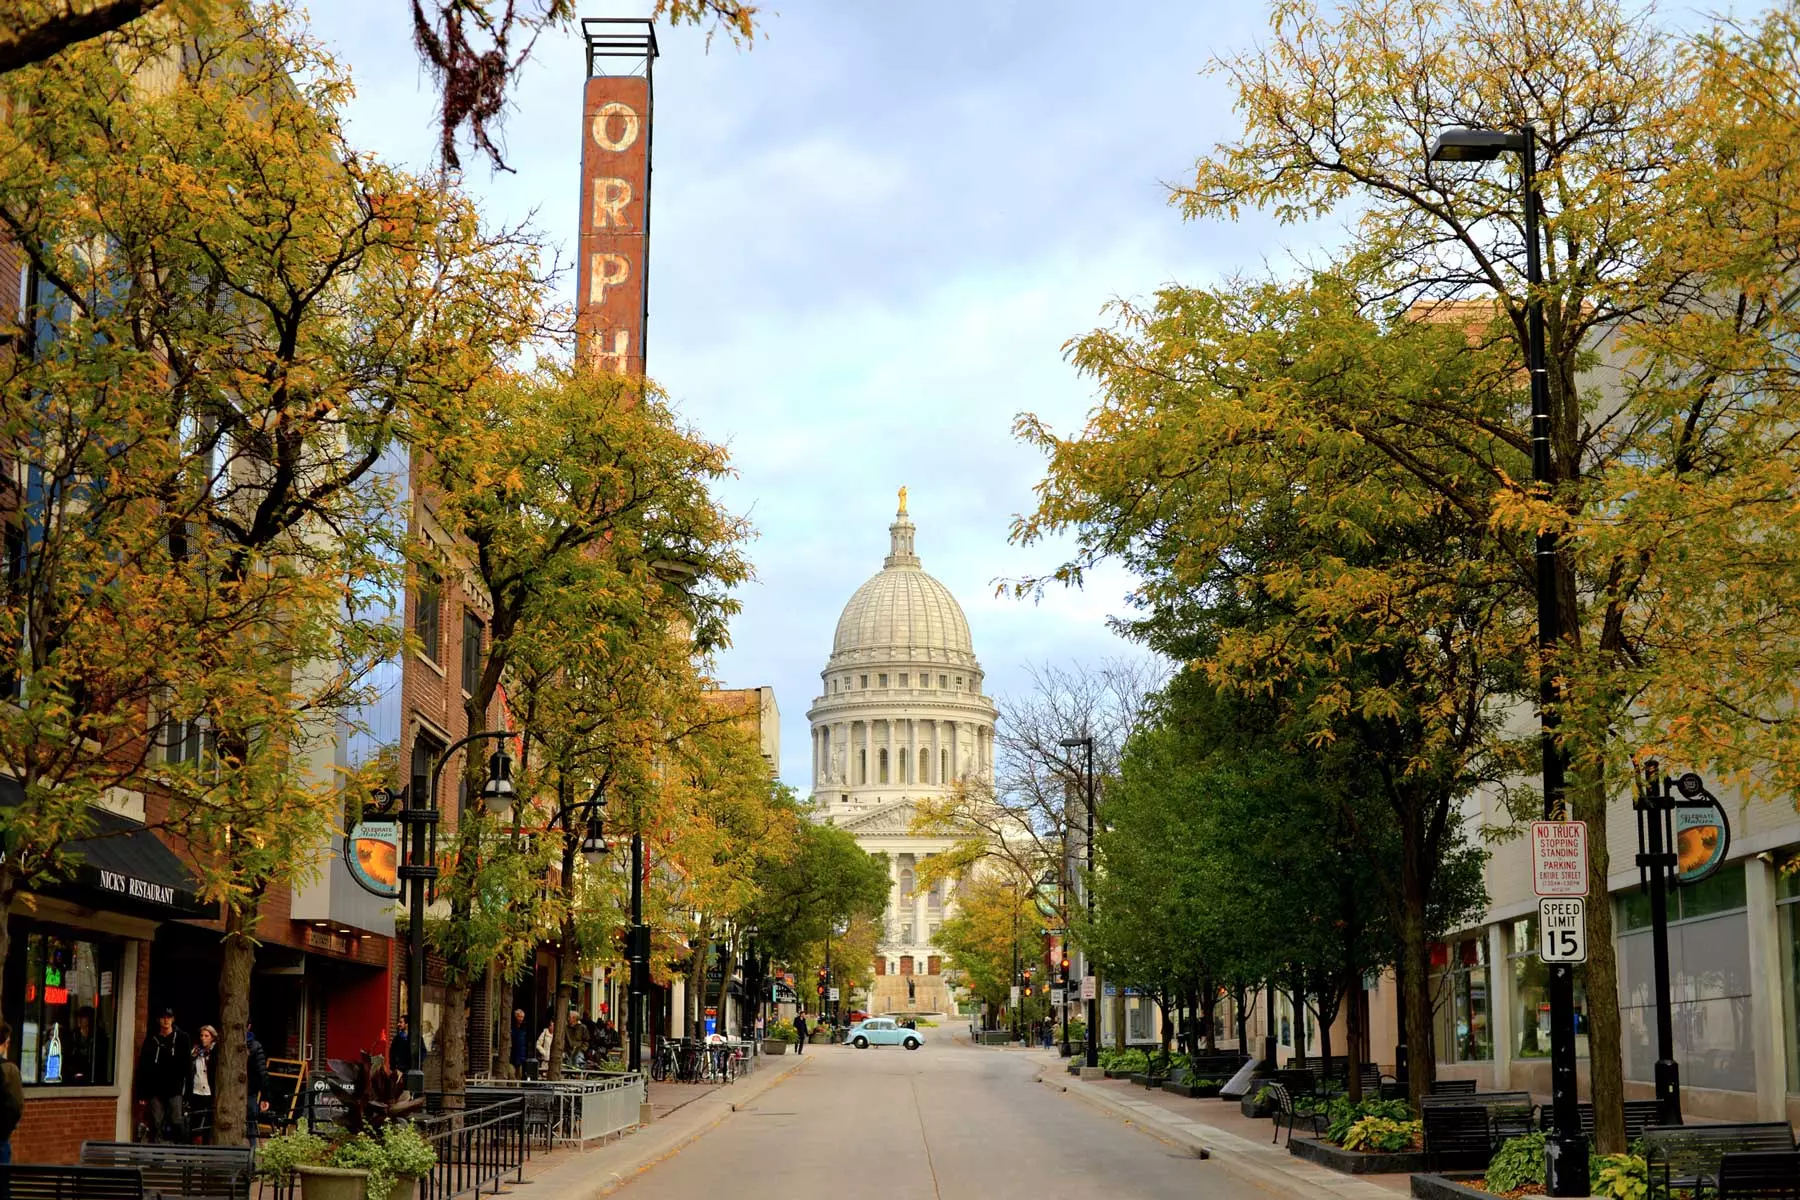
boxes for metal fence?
[256,1097,528,1200]
[463,1074,647,1146]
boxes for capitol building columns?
[804,493,998,1018]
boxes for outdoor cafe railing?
[463,1073,648,1146]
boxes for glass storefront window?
[1433,936,1492,1062]
[1772,867,1800,1090]
[1510,917,1589,1059]
[7,926,122,1086]
[1620,864,1752,1093]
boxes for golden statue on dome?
[898,485,908,514]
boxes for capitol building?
[807,492,997,1017]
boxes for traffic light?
[1060,954,1071,974]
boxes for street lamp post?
[545,772,607,1080]
[1059,735,1098,1070]
[1429,124,1586,1195]
[361,729,516,1099]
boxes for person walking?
[135,1008,191,1142]
[792,1013,808,1056]
[532,1021,551,1080]
[564,1010,588,1068]
[388,1015,413,1078]
[186,1026,217,1142]
[0,1022,24,1163]
[508,1009,529,1080]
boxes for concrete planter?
[1289,1136,1431,1176]
[1162,1080,1224,1099]
[1129,1073,1167,1089]
[296,1167,421,1200]
[1408,1173,1489,1200]
[761,1039,790,1055]
[1241,1087,1275,1118]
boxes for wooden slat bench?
[1535,1100,1664,1141]
[1421,1091,1536,1171]
[1714,1150,1800,1199]
[1642,1123,1797,1199]
[0,1165,144,1200]
[80,1142,252,1200]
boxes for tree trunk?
[1346,975,1364,1102]
[715,942,736,1040]
[1111,984,1125,1051]
[547,918,575,1081]
[0,864,17,1012]
[212,896,259,1146]
[1400,814,1437,1112]
[685,933,710,1038]
[1575,772,1625,1153]
[1316,978,1335,1082]
[1233,979,1248,1055]
[441,974,469,1103]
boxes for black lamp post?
[363,729,516,1099]
[1429,124,1586,1195]
[1059,735,1098,1070]
[543,772,606,1079]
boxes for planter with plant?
[763,1020,797,1056]
[257,1056,437,1200]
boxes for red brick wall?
[13,1097,116,1164]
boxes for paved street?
[607,1039,1269,1199]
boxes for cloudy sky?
[310,1,1293,793]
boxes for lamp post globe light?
[355,729,518,1099]
[1058,735,1098,1069]
[1429,124,1587,1195]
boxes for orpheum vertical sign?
[575,40,653,377]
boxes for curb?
[528,1054,809,1200]
[1038,1069,1402,1200]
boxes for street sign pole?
[1531,819,1587,1193]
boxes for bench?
[1430,1078,1479,1096]
[81,1142,253,1200]
[1421,1092,1536,1171]
[1714,1150,1800,1200]
[0,1165,145,1200]
[1271,1067,1318,1104]
[1269,1082,1328,1147]
[1535,1100,1664,1141]
[1642,1123,1797,1198]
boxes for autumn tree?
[1011,0,1800,1146]
[0,2,546,1142]
[416,362,748,1092]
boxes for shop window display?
[6,926,121,1086]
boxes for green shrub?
[330,1123,437,1200]
[1485,1132,1548,1193]
[1591,1154,1649,1200]
[1324,1098,1414,1145]
[1341,1117,1422,1153]
[256,1122,330,1181]
[1098,1048,1149,1073]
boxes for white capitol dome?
[829,505,977,670]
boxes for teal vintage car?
[846,1018,924,1050]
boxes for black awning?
[65,806,214,918]
[0,780,214,919]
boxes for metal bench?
[1535,1100,1664,1141]
[1269,1082,1328,1147]
[1430,1078,1479,1096]
[1423,1103,1500,1171]
[0,1165,145,1200]
[1714,1150,1800,1199]
[1643,1123,1797,1199]
[80,1142,252,1200]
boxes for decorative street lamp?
[1059,735,1098,1070]
[1429,124,1586,1195]
[353,729,516,1098]
[1634,763,1731,1126]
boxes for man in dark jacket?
[0,1020,24,1163]
[508,1009,529,1078]
[136,1008,191,1142]
[388,1015,413,1077]
[792,1013,808,1056]
[244,1025,269,1145]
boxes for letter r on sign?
[593,178,632,229]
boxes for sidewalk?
[503,1052,809,1200]
[1034,1055,1411,1200]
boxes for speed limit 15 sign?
[1539,897,1587,963]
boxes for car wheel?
[853,1036,869,1049]
[904,1038,921,1050]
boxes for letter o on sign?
[591,102,641,153]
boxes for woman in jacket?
[186,1026,217,1141]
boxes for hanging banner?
[1674,797,1730,884]
[575,30,654,379]
[346,820,402,899]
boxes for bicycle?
[650,1038,679,1082]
